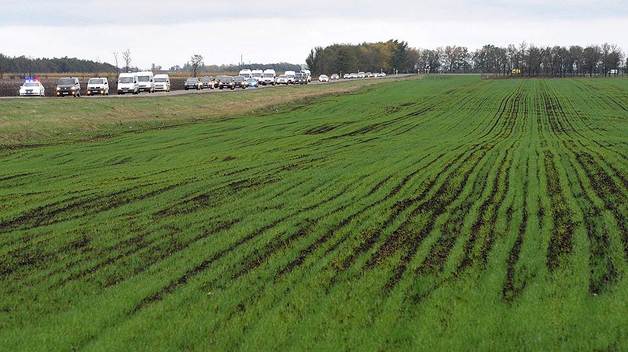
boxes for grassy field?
[0,76,626,351]
[0,77,409,146]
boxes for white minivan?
[251,69,263,82]
[239,69,252,79]
[284,70,296,84]
[136,71,154,93]
[261,69,276,85]
[86,78,109,95]
[154,74,171,92]
[117,73,139,95]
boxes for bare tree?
[189,54,204,77]
[112,51,119,73]
[122,49,132,72]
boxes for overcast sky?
[1,0,627,68]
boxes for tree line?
[306,40,627,77]
[0,54,117,77]
[172,61,303,74]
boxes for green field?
[0,76,626,351]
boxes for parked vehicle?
[261,69,276,85]
[251,70,263,82]
[56,77,81,97]
[218,76,235,90]
[301,69,312,82]
[239,69,252,79]
[200,76,216,89]
[245,78,259,88]
[357,72,366,79]
[137,71,155,93]
[276,75,290,85]
[184,77,202,90]
[294,72,308,85]
[86,78,109,96]
[117,73,139,95]
[318,75,329,83]
[330,74,340,80]
[234,76,247,89]
[284,71,296,84]
[19,79,45,96]
[154,74,171,92]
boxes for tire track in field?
[563,156,620,294]
[541,82,627,267]
[502,154,530,302]
[0,181,181,234]
[357,85,523,292]
[543,151,576,271]
[403,86,527,304]
[455,142,515,275]
[128,176,369,314]
[1,182,190,280]
[366,144,497,292]
[540,83,623,292]
[416,147,496,276]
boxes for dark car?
[218,76,235,90]
[234,76,247,89]
[294,73,308,85]
[200,76,216,89]
[184,78,202,90]
[56,77,81,97]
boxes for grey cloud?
[1,0,627,26]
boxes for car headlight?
[56,87,60,91]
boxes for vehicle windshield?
[252,73,262,77]
[23,82,39,87]
[155,78,168,82]
[234,77,245,82]
[138,76,150,82]
[58,78,75,85]
[219,76,232,82]
[185,78,198,83]
[263,73,274,78]
[88,79,104,84]
[200,77,210,82]
[119,77,134,83]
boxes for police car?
[19,79,45,97]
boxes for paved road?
[0,76,412,100]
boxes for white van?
[86,78,109,95]
[284,70,296,84]
[136,71,154,93]
[154,74,171,92]
[117,73,139,95]
[251,69,263,82]
[301,69,312,82]
[239,69,252,79]
[261,69,276,85]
